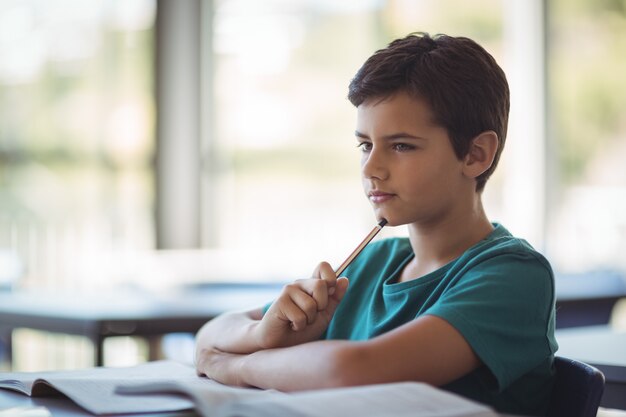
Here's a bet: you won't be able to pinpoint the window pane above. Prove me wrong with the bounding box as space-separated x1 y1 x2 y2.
0 0 156 290
547 0 626 272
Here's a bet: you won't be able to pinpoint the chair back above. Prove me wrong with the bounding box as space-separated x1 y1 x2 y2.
548 356 605 417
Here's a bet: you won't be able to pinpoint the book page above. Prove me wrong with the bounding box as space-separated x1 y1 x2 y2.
120 378 498 417
0 361 197 415
116 377 285 416
0 377 36 395
221 382 498 417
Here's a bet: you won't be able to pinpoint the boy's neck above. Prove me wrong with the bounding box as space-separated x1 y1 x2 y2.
403 198 493 281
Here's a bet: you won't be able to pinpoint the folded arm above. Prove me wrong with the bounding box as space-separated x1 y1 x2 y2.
197 314 481 391
195 307 266 356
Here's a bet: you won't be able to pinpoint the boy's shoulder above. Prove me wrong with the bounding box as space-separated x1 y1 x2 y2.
469 223 553 274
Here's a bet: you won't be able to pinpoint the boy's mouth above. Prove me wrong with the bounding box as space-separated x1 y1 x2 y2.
368 191 395 204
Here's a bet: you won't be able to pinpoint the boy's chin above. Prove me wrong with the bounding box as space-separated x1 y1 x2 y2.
373 211 395 227
380 219 400 227
373 213 409 228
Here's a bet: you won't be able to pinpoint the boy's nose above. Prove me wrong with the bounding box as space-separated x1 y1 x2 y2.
361 150 389 180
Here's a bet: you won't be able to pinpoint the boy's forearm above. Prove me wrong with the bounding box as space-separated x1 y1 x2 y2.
196 311 262 355
239 339 364 391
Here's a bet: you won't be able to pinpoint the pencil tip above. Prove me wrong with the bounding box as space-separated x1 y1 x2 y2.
378 218 388 227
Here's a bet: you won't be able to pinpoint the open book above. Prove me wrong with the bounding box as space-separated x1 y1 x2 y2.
0 360 197 415
0 360 498 417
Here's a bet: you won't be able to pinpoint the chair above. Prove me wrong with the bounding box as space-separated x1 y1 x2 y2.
548 356 605 417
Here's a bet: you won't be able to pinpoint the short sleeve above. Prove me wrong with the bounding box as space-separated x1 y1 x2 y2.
426 247 557 391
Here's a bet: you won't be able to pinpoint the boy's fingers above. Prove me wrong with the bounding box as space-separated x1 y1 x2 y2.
294 278 330 311
311 263 322 279
288 289 319 324
317 261 338 288
335 277 350 301
310 280 329 311
333 277 349 301
326 277 349 317
281 302 308 331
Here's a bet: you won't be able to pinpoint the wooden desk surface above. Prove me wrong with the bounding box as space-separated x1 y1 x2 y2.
0 284 283 366
554 270 626 328
556 325 626 368
0 284 282 336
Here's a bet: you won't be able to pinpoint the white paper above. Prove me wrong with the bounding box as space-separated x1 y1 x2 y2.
217 382 497 417
121 378 497 417
2 361 499 417
0 361 196 415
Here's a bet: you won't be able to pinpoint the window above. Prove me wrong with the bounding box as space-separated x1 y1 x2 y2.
0 0 156 291
546 0 626 273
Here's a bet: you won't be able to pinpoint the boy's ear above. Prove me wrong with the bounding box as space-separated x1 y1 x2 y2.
462 131 498 179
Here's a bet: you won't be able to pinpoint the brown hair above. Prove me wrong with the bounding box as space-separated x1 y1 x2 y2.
348 32 510 192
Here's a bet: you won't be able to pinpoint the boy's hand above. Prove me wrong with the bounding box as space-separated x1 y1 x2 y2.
196 347 248 387
254 262 349 349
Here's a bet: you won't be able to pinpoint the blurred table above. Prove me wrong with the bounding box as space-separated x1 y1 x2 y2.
555 270 626 328
0 283 282 367
556 325 626 410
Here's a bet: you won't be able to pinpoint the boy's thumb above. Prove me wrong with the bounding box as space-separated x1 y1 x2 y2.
334 277 349 299
326 277 349 315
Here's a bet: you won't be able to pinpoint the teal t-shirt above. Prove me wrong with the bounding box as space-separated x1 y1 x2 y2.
325 223 558 416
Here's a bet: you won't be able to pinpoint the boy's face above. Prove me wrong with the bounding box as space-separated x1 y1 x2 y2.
355 91 472 227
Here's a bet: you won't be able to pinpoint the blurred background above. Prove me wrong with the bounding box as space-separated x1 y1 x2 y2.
1 0 625 371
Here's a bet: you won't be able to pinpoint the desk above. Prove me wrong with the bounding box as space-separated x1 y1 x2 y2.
556 325 626 410
554 270 626 328
0 284 282 367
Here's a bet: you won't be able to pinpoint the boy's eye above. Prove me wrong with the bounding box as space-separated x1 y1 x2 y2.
357 142 372 152
392 143 414 152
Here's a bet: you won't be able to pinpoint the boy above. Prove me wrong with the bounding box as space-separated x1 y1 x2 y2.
195 32 558 417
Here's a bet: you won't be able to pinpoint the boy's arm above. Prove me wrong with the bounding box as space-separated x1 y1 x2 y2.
194 308 266 356
195 262 349 358
197 314 481 391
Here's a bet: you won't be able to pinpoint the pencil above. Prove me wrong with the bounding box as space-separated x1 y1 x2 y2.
334 218 387 277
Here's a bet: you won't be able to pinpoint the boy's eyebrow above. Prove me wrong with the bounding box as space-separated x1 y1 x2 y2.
354 130 428 141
